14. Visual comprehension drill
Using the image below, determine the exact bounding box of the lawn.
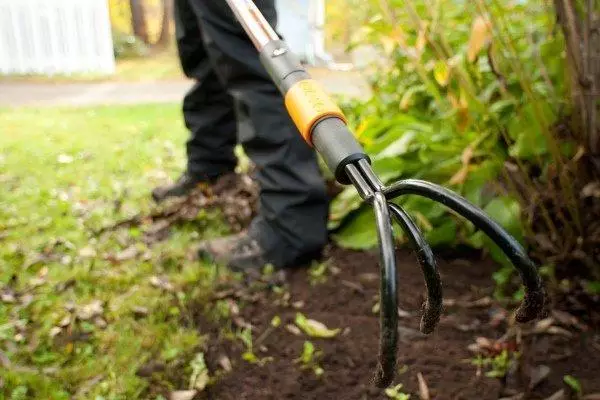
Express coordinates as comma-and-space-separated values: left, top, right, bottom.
0, 104, 228, 399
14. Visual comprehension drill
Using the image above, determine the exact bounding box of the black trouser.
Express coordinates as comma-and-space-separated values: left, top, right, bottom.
173, 0, 328, 267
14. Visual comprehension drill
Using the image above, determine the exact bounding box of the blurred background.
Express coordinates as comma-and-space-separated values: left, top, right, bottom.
1, 1, 599, 399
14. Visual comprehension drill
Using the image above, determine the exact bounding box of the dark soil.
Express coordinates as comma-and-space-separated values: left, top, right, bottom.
188, 248, 600, 400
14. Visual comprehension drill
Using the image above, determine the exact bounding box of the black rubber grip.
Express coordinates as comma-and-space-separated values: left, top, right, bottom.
259, 40, 310, 94
311, 117, 369, 184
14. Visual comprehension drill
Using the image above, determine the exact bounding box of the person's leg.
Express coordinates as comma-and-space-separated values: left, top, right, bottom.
190, 0, 329, 268
153, 0, 237, 202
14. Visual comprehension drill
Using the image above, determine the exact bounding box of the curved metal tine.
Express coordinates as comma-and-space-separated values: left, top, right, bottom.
387, 203, 443, 334
384, 179, 545, 322
372, 192, 399, 388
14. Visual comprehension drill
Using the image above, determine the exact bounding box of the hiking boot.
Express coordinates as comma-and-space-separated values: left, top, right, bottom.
196, 232, 269, 272
151, 171, 208, 203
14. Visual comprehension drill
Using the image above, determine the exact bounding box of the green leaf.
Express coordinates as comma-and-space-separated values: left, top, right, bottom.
563, 375, 582, 393
507, 103, 553, 160
481, 196, 524, 267
375, 131, 417, 159
271, 316, 281, 328
294, 313, 340, 338
433, 61, 450, 86
425, 219, 457, 247
332, 208, 378, 250
584, 280, 600, 295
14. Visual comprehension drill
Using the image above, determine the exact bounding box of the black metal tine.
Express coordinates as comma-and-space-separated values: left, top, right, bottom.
384, 179, 545, 322
388, 203, 443, 334
371, 191, 398, 388
358, 158, 384, 191
345, 164, 374, 200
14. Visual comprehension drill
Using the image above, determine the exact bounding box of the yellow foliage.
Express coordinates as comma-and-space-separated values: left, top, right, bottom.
108, 0, 168, 43
467, 16, 492, 62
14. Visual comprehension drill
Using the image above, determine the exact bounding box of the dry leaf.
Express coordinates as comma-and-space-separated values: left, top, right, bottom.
534, 317, 555, 332
417, 372, 430, 400
467, 16, 491, 62
218, 355, 232, 372
78, 246, 97, 258
544, 390, 565, 400
149, 276, 174, 292
529, 365, 551, 389
285, 324, 302, 336
546, 326, 573, 337
49, 327, 62, 338
77, 300, 104, 320
114, 246, 138, 262
170, 390, 197, 400
581, 182, 600, 198
292, 301, 305, 309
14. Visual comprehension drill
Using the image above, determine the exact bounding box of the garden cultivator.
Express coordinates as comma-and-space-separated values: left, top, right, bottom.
226, 0, 546, 387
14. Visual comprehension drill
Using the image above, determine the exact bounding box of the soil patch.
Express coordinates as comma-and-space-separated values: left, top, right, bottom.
189, 248, 600, 399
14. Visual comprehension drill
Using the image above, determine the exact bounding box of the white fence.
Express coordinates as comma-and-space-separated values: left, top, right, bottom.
0, 0, 115, 75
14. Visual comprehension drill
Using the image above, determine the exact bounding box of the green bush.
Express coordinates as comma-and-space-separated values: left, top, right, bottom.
112, 30, 150, 59
330, 0, 578, 281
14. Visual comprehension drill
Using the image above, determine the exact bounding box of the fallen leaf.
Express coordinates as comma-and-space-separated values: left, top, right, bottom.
218, 355, 232, 372
529, 365, 551, 389
94, 317, 107, 329
357, 273, 378, 283
1, 291, 16, 304
285, 324, 302, 336
534, 317, 555, 332
149, 276, 174, 292
19, 293, 34, 307
581, 182, 600, 198
292, 301, 305, 309
546, 326, 574, 337
295, 313, 340, 338
57, 154, 74, 164
49, 327, 62, 338
227, 299, 239, 316
417, 372, 430, 400
78, 246, 97, 258
170, 390, 197, 400
59, 315, 71, 327
114, 246, 138, 262
544, 389, 565, 400
77, 300, 104, 320
398, 307, 412, 318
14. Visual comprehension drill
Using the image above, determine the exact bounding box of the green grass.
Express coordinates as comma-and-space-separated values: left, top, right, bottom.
0, 104, 228, 399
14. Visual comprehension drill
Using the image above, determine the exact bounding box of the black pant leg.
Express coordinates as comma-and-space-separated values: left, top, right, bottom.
174, 0, 237, 179
186, 0, 329, 266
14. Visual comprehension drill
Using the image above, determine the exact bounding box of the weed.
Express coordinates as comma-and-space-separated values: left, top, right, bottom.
294, 341, 324, 378
471, 349, 519, 378
384, 383, 411, 400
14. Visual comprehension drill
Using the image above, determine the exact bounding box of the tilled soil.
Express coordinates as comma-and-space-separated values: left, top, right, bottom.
189, 248, 600, 400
